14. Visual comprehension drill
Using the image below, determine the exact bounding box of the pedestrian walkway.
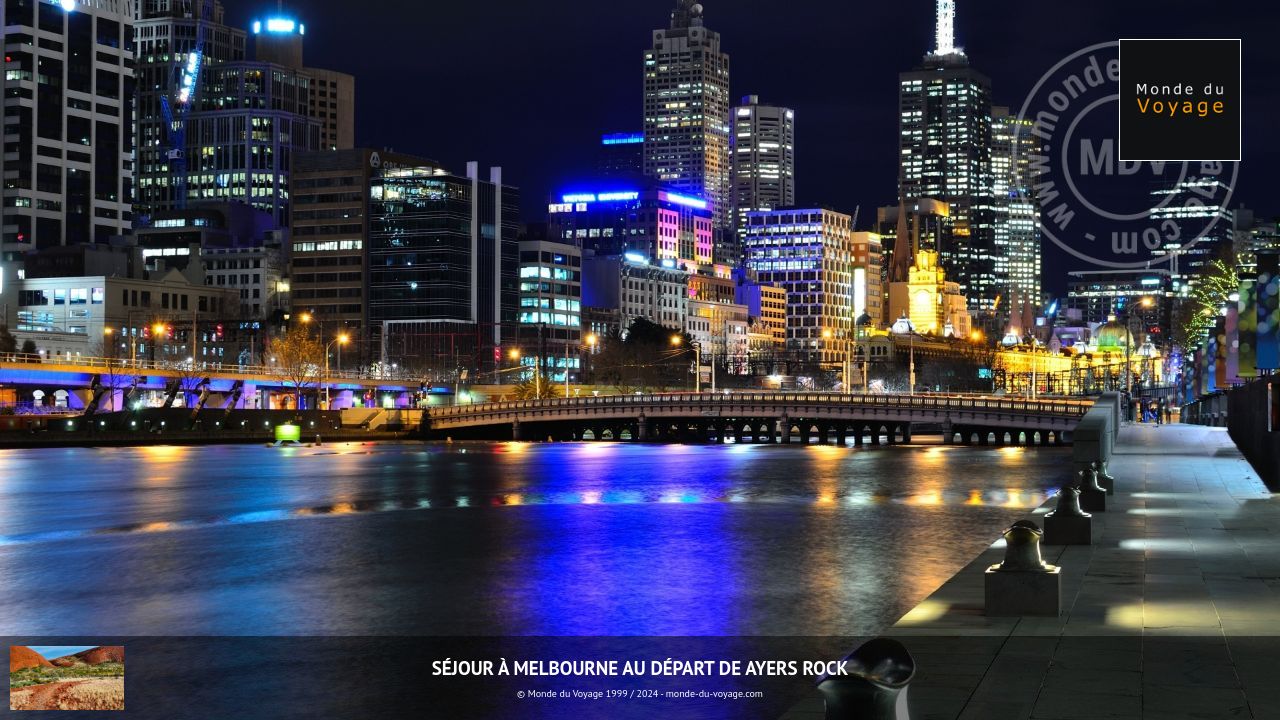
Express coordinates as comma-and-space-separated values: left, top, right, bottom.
782, 423, 1280, 720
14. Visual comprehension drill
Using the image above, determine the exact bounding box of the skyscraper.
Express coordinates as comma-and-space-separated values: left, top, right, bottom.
135, 8, 351, 227
991, 106, 1041, 332
643, 0, 731, 261
898, 0, 995, 313
2, 0, 136, 259
1150, 177, 1235, 297
249, 16, 355, 152
134, 0, 246, 222
598, 132, 645, 178
368, 162, 519, 375
290, 148, 440, 360
742, 208, 856, 365
731, 96, 795, 245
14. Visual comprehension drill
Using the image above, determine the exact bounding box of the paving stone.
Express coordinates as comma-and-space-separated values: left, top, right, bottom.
779, 425, 1280, 719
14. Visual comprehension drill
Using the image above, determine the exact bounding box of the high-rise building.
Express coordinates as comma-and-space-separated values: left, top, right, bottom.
290, 148, 440, 356
731, 95, 795, 246
2, 0, 136, 259
850, 231, 885, 327
1065, 270, 1171, 338
898, 0, 995, 312
991, 106, 1041, 332
368, 162, 519, 376
877, 198, 951, 327
1233, 207, 1280, 272
134, 0, 246, 222
249, 16, 355, 152
547, 184, 713, 269
643, 0, 731, 260
734, 272, 787, 352
598, 132, 645, 178
1149, 177, 1234, 296
742, 208, 857, 364
186, 58, 320, 225
517, 237, 583, 383
135, 9, 351, 226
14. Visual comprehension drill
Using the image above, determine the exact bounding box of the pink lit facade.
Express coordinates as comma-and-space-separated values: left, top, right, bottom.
548, 187, 713, 269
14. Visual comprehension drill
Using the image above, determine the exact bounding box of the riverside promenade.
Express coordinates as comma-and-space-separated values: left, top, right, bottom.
784, 423, 1280, 720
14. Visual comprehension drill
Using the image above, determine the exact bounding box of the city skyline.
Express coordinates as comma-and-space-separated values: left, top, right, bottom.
222, 0, 1273, 295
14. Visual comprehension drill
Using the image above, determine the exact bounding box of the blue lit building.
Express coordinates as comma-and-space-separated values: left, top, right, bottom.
134, 5, 353, 226
598, 132, 644, 177
547, 184, 713, 270
135, 0, 245, 223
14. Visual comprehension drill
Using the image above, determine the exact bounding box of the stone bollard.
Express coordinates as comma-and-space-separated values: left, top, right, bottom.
816, 637, 915, 720
1092, 460, 1116, 495
1078, 467, 1106, 512
1043, 486, 1092, 545
984, 520, 1061, 616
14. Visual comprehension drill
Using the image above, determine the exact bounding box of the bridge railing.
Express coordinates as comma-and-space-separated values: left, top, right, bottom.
0, 353, 410, 384
428, 392, 1093, 419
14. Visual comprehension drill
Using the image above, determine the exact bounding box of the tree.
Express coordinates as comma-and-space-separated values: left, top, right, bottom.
1173, 257, 1240, 351
266, 325, 324, 411
592, 318, 693, 392
19, 339, 38, 362
90, 335, 132, 412
0, 325, 15, 356
513, 371, 562, 400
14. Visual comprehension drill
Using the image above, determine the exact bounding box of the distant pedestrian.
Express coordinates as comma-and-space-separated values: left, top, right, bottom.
1156, 398, 1165, 425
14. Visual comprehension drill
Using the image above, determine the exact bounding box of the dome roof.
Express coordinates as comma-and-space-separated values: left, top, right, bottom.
1094, 319, 1133, 351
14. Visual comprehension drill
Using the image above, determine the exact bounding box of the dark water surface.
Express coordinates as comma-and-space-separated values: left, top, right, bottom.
0, 441, 1069, 637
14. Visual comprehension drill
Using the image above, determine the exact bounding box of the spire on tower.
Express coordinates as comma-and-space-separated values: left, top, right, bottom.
933, 0, 963, 56
890, 197, 913, 283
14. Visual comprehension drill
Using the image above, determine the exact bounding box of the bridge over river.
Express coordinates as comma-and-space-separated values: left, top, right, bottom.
425, 392, 1093, 445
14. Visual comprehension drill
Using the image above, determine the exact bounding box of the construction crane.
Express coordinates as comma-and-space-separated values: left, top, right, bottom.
159, 0, 214, 210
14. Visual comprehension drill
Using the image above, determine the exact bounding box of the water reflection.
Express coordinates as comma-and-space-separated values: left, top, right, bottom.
0, 442, 1070, 636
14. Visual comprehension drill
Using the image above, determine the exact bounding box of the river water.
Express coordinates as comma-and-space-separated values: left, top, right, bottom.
0, 440, 1068, 637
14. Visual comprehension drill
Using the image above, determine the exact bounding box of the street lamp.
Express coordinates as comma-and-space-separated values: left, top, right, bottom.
507, 348, 527, 391
151, 322, 168, 365
672, 334, 701, 392
1124, 295, 1155, 395
569, 332, 599, 396
855, 313, 874, 392
890, 313, 916, 395
324, 333, 350, 409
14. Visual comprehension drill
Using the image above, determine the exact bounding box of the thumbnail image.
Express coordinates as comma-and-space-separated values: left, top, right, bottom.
9, 646, 124, 711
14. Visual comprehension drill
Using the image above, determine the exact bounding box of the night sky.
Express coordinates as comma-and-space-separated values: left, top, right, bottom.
226, 0, 1277, 295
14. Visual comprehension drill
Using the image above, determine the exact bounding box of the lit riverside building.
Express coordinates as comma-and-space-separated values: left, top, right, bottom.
547, 186, 714, 270
368, 162, 519, 376
290, 148, 440, 361
898, 0, 996, 314
643, 0, 732, 262
991, 106, 1042, 333
742, 208, 857, 365
1, 0, 135, 258
731, 95, 795, 252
